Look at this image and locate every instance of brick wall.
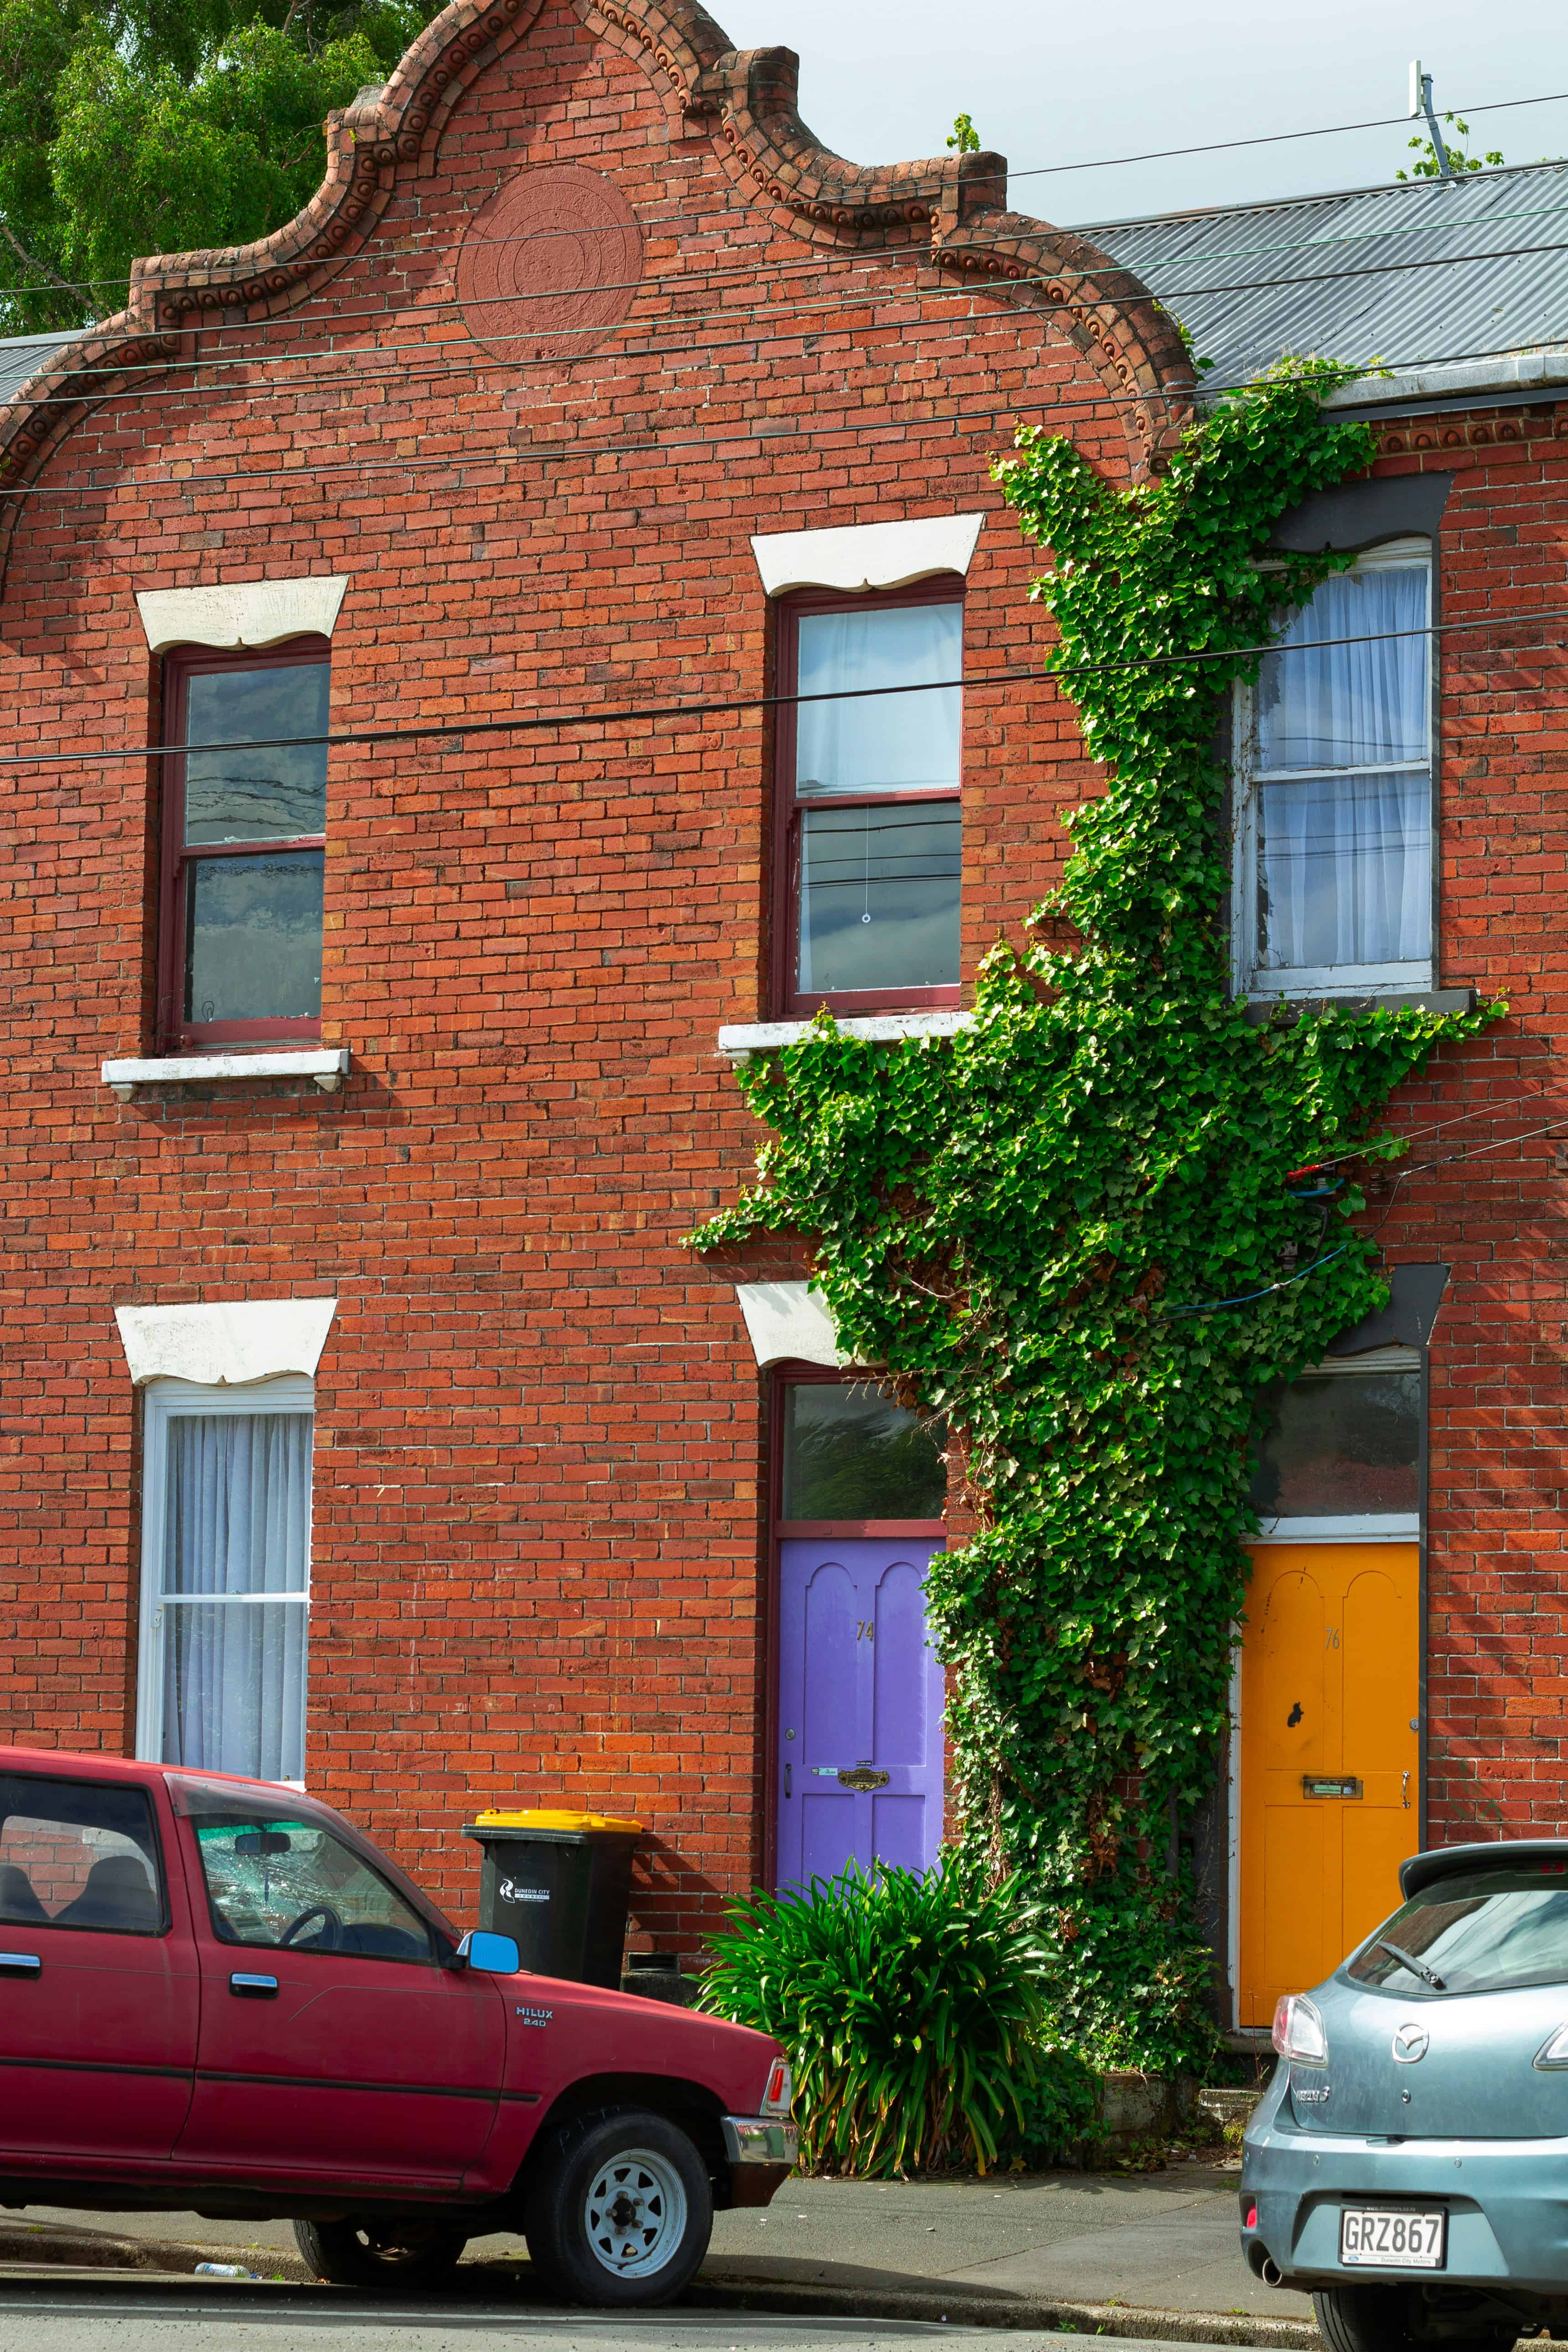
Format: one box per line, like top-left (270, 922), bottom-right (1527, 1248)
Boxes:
top-left (0, 0), bottom-right (1563, 1950)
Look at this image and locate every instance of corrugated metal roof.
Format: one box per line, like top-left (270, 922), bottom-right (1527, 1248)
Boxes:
top-left (0, 330), bottom-right (82, 407)
top-left (1083, 158), bottom-right (1568, 391)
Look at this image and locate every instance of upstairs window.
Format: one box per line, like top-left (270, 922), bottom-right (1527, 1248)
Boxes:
top-left (776, 586), bottom-right (962, 1013)
top-left (1233, 543), bottom-right (1433, 1000)
top-left (159, 642), bottom-right (329, 1050)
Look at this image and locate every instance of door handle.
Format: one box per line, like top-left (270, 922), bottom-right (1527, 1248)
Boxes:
top-left (1402, 1771), bottom-right (1411, 1810)
top-left (784, 1763), bottom-right (792, 1799)
top-left (0, 1953), bottom-right (40, 1979)
top-left (230, 1973), bottom-right (279, 1999)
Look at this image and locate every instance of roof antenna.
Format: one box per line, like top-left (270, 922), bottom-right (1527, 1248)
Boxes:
top-left (1409, 58), bottom-right (1453, 178)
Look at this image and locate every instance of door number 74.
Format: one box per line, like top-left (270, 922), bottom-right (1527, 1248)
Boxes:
top-left (855, 1620), bottom-right (875, 1642)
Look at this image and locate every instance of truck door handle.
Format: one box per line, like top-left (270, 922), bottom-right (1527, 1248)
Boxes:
top-left (1403, 1771), bottom-right (1411, 1810)
top-left (0, 1953), bottom-right (40, 1978)
top-left (229, 1973), bottom-right (279, 1999)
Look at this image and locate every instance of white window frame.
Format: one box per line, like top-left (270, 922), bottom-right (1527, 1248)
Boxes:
top-left (1232, 538), bottom-right (1435, 1002)
top-left (134, 1373), bottom-right (314, 1789)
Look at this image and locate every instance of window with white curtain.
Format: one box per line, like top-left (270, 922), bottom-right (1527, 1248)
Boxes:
top-left (1233, 541), bottom-right (1434, 998)
top-left (136, 1376), bottom-right (312, 1786)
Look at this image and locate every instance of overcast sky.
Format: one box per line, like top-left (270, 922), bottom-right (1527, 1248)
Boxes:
top-left (712, 0), bottom-right (1568, 223)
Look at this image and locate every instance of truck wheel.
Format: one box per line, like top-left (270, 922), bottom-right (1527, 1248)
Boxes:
top-left (524, 2105), bottom-right (712, 2307)
top-left (292, 2216), bottom-right (469, 2290)
top-left (1314, 2285), bottom-right (1516, 2352)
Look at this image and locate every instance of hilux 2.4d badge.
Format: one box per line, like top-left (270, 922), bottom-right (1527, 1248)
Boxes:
top-left (0, 1749), bottom-right (796, 2305)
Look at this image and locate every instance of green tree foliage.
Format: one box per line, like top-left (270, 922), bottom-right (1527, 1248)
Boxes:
top-left (695, 363), bottom-right (1498, 2070)
top-left (1398, 112), bottom-right (1504, 180)
top-left (0, 0), bottom-right (442, 335)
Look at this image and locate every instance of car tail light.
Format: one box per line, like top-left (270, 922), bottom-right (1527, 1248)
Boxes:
top-left (1272, 1992), bottom-right (1329, 2066)
top-left (760, 2058), bottom-right (793, 2116)
top-left (1536, 2025), bottom-right (1568, 2071)
top-left (1244, 2199), bottom-right (1258, 2230)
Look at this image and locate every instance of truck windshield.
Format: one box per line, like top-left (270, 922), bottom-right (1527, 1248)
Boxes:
top-left (1348, 1863), bottom-right (1568, 1996)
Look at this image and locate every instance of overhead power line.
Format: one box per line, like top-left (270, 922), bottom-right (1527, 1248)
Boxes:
top-left (1, 167), bottom-right (1564, 321)
top-left (4, 601), bottom-right (1564, 774)
top-left (3, 83), bottom-right (1568, 312)
top-left (14, 226), bottom-right (1568, 424)
top-left (1009, 85), bottom-right (1568, 185)
top-left (1, 326), bottom-right (1558, 507)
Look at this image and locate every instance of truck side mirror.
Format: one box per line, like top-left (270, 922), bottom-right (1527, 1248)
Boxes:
top-left (456, 1928), bottom-right (521, 1975)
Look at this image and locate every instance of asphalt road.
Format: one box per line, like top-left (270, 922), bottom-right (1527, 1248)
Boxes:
top-left (0, 2281), bottom-right (1259, 2352)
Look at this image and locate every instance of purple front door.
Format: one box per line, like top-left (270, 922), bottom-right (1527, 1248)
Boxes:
top-left (775, 1538), bottom-right (945, 1891)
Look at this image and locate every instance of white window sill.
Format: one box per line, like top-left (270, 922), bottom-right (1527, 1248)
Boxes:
top-left (718, 1011), bottom-right (973, 1060)
top-left (102, 1048), bottom-right (349, 1100)
top-left (1244, 985), bottom-right (1472, 1024)
top-left (1253, 1514), bottom-right (1419, 1544)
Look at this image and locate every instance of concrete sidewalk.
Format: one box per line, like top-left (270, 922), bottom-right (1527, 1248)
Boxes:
top-left (0, 2161), bottom-right (1318, 2346)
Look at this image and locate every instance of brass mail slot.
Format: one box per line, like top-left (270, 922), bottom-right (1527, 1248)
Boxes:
top-left (837, 1768), bottom-right (890, 1792)
top-left (1303, 1775), bottom-right (1362, 1800)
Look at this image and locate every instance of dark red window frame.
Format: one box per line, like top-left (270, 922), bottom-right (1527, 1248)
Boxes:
top-left (158, 636), bottom-right (329, 1053)
top-left (771, 577), bottom-right (964, 1018)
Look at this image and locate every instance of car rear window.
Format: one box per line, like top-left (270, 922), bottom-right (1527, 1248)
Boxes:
top-left (1348, 1862), bottom-right (1568, 1996)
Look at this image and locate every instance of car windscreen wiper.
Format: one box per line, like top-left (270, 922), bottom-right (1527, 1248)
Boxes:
top-left (1371, 1936), bottom-right (1446, 1991)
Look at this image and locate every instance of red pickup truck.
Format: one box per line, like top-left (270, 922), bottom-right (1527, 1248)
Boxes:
top-left (0, 1748), bottom-right (795, 2305)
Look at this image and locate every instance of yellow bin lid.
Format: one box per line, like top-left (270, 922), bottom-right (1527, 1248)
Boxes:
top-left (472, 1808), bottom-right (643, 1834)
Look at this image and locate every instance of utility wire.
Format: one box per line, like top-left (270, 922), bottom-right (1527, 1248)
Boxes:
top-left (1369, 1116), bottom-right (1568, 1235)
top-left (16, 226), bottom-right (1568, 411)
top-left (1293, 1079), bottom-right (1561, 1173)
top-left (5, 600), bottom-right (1565, 774)
top-left (4, 88), bottom-right (1568, 312)
top-left (11, 174), bottom-right (1565, 326)
top-left (2, 324), bottom-right (1561, 506)
top-left (4, 327), bottom-right (1556, 502)
top-left (1160, 1244), bottom-right (1350, 1318)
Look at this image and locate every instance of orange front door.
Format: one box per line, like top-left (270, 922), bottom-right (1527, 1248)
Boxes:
top-left (1237, 1543), bottom-right (1419, 2028)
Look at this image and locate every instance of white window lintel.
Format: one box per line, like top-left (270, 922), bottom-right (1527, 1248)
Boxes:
top-left (734, 1281), bottom-right (856, 1371)
top-left (115, 1298), bottom-right (337, 1388)
top-left (134, 576), bottom-right (348, 655)
top-left (750, 513), bottom-right (985, 598)
top-left (102, 1047), bottom-right (349, 1099)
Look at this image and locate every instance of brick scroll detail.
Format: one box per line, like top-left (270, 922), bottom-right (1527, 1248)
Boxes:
top-left (638, 28), bottom-right (1196, 478)
top-left (0, 0), bottom-right (1194, 562)
top-left (458, 165), bottom-right (644, 365)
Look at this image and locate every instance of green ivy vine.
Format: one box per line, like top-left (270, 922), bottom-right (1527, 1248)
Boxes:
top-left (696, 361), bottom-right (1499, 2071)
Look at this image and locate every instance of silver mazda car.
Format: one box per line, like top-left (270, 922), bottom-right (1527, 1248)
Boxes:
top-left (1242, 1840), bottom-right (1568, 2351)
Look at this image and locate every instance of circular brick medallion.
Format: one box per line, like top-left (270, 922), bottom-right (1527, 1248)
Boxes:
top-left (457, 164), bottom-right (643, 366)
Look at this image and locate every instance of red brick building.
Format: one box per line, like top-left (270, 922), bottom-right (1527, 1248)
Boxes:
top-left (0, 0), bottom-right (1565, 2033)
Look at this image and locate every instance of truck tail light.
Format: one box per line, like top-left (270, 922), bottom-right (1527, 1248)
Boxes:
top-left (760, 2058), bottom-right (792, 2116)
top-left (1271, 1992), bottom-right (1328, 2066)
